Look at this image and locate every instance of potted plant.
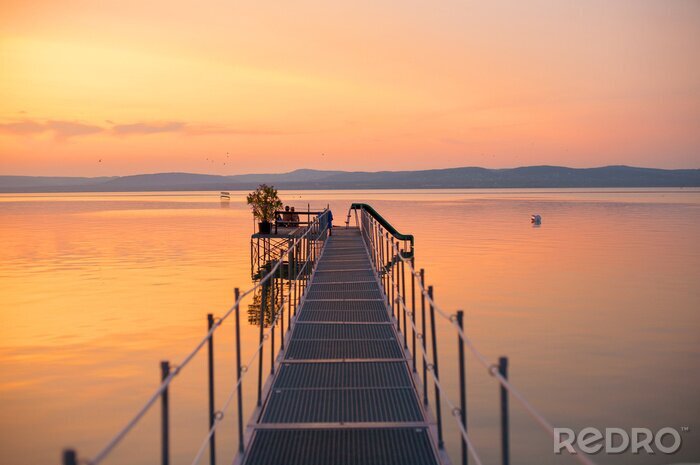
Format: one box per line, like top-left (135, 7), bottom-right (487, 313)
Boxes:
top-left (247, 184), bottom-right (283, 234)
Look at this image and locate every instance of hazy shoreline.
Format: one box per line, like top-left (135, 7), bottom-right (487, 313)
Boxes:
top-left (2, 165), bottom-right (699, 193)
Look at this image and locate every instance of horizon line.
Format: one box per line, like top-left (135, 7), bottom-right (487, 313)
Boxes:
top-left (3, 163), bottom-right (700, 179)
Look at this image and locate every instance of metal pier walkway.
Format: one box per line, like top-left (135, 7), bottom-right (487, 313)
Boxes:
top-left (242, 227), bottom-right (440, 465)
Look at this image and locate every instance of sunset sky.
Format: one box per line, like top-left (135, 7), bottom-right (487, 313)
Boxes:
top-left (1, 0), bottom-right (698, 176)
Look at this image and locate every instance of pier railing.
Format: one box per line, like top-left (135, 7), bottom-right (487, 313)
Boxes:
top-left (349, 204), bottom-right (598, 465)
top-left (63, 210), bottom-right (331, 465)
top-left (273, 208), bottom-right (326, 232)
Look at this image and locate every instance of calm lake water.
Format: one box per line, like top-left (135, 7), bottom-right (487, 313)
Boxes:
top-left (0, 189), bottom-right (699, 465)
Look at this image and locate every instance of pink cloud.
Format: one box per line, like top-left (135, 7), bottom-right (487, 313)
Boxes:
top-left (0, 119), bottom-right (103, 139)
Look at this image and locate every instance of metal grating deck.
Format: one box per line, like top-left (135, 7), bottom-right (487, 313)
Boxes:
top-left (313, 270), bottom-right (376, 283)
top-left (297, 310), bottom-right (389, 323)
top-left (309, 282), bottom-right (380, 292)
top-left (242, 228), bottom-right (439, 465)
top-left (307, 281), bottom-right (382, 300)
top-left (315, 264), bottom-right (374, 272)
top-left (261, 389), bottom-right (423, 423)
top-left (285, 339), bottom-right (404, 359)
top-left (300, 300), bottom-right (387, 312)
top-left (274, 362), bottom-right (412, 388)
top-left (306, 289), bottom-right (383, 300)
top-left (245, 428), bottom-right (437, 465)
top-left (292, 323), bottom-right (394, 339)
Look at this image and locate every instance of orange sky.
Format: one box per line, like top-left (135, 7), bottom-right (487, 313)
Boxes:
top-left (1, 0), bottom-right (699, 176)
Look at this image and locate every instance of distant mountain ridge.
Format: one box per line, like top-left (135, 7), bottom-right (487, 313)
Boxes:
top-left (1, 166), bottom-right (699, 192)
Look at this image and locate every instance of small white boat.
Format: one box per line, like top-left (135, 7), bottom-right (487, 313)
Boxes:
top-left (220, 191), bottom-right (231, 200)
top-left (531, 214), bottom-right (541, 225)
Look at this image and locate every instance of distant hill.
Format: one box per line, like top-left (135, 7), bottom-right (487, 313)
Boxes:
top-left (0, 175), bottom-right (117, 190)
top-left (1, 166), bottom-right (699, 192)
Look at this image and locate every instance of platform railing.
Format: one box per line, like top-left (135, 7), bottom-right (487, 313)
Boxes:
top-left (352, 205), bottom-right (598, 465)
top-left (273, 208), bottom-right (326, 232)
top-left (62, 211), bottom-right (331, 465)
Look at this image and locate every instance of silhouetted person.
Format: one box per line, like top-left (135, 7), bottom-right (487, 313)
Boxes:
top-left (281, 205), bottom-right (292, 227)
top-left (319, 210), bottom-right (333, 235)
top-left (290, 206), bottom-right (300, 226)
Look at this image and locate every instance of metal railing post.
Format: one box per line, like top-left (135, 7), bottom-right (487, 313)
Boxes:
top-left (499, 357), bottom-right (510, 465)
top-left (391, 237), bottom-right (398, 330)
top-left (287, 250), bottom-right (293, 336)
top-left (291, 248), bottom-right (297, 316)
top-left (420, 269), bottom-right (427, 405)
top-left (234, 289), bottom-right (244, 454)
top-left (382, 231), bottom-right (387, 298)
top-left (280, 276), bottom-right (285, 350)
top-left (62, 449), bottom-right (77, 465)
top-left (271, 264), bottom-right (276, 375)
top-left (257, 281), bottom-right (266, 406)
top-left (304, 235), bottom-right (308, 288)
top-left (368, 215), bottom-right (373, 265)
top-left (368, 215), bottom-right (373, 263)
top-left (160, 360), bottom-right (170, 465)
top-left (301, 238), bottom-right (306, 294)
top-left (303, 236), bottom-right (308, 292)
top-left (373, 219), bottom-right (380, 272)
top-left (206, 314), bottom-right (217, 465)
top-left (456, 310), bottom-right (467, 465)
top-left (298, 242), bottom-right (303, 295)
top-left (270, 274), bottom-right (276, 376)
top-left (401, 258), bottom-right (407, 349)
top-left (411, 257), bottom-right (416, 372)
top-left (386, 232), bottom-right (390, 306)
top-left (370, 216), bottom-right (375, 267)
top-left (428, 286), bottom-right (444, 449)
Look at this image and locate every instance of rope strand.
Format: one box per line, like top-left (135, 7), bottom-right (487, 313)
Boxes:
top-left (385, 235), bottom-right (597, 465)
top-left (188, 296), bottom-right (290, 465)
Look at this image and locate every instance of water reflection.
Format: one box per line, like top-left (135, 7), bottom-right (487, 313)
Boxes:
top-left (0, 189), bottom-right (698, 465)
top-left (246, 279), bottom-right (287, 327)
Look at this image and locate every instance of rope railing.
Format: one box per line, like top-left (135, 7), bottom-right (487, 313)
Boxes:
top-left (380, 250), bottom-right (484, 465)
top-left (356, 209), bottom-right (478, 464)
top-left (354, 204), bottom-right (598, 465)
top-left (68, 210), bottom-right (330, 465)
top-left (189, 295), bottom-right (289, 465)
top-left (388, 239), bottom-right (597, 465)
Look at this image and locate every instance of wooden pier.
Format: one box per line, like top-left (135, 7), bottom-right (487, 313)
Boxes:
top-left (241, 227), bottom-right (441, 465)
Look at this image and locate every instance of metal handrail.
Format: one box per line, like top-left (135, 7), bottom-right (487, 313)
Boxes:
top-left (348, 203), bottom-right (414, 256)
